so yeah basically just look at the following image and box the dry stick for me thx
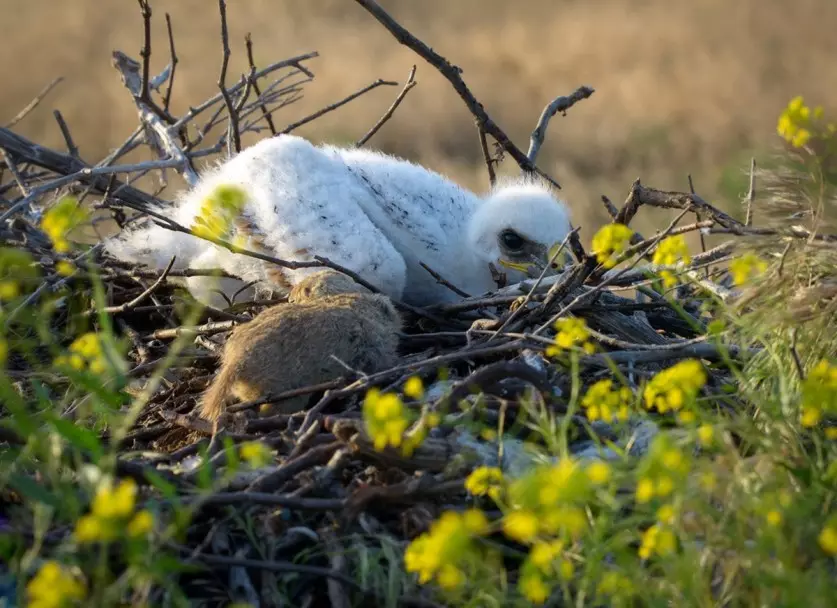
[526,86,595,163]
[112,51,199,186]
[245,33,277,136]
[171,52,318,132]
[601,195,619,219]
[163,13,178,111]
[533,208,693,336]
[216,0,241,155]
[477,125,497,186]
[227,378,344,414]
[356,65,418,147]
[0,150,30,198]
[87,256,177,317]
[4,76,64,129]
[745,157,756,227]
[353,0,560,189]
[280,78,398,134]
[419,262,471,298]
[687,174,710,279]
[53,110,80,158]
[135,0,176,124]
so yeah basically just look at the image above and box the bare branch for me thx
[353,0,561,189]
[745,157,756,227]
[112,51,199,186]
[53,110,80,158]
[163,13,179,111]
[216,0,241,155]
[245,33,277,136]
[356,65,417,147]
[526,85,595,164]
[3,76,63,129]
[281,78,397,135]
[478,125,496,187]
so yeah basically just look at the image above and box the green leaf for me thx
[7,474,60,509]
[143,469,179,501]
[50,417,103,460]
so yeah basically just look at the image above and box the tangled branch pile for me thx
[3,1,837,607]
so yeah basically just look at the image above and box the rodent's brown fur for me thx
[199,270,401,422]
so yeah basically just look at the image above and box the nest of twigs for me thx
[5,1,837,606]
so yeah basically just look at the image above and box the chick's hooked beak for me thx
[497,241,572,278]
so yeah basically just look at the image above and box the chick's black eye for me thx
[500,230,525,251]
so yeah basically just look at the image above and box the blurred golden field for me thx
[2,0,836,236]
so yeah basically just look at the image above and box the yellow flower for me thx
[190,184,248,240]
[55,261,76,277]
[519,572,551,604]
[586,461,612,485]
[800,360,837,429]
[40,196,89,254]
[27,560,86,607]
[0,248,40,300]
[818,523,837,555]
[540,505,587,538]
[656,503,676,524]
[465,466,504,501]
[239,441,274,468]
[362,389,412,452]
[636,477,654,503]
[548,317,594,355]
[728,253,768,286]
[581,379,632,423]
[597,571,635,598]
[591,223,634,269]
[462,508,490,535]
[652,236,691,286]
[127,510,154,538]
[0,280,19,300]
[403,376,425,399]
[643,359,707,415]
[436,564,465,590]
[503,510,540,544]
[73,514,106,544]
[765,509,782,527]
[92,478,137,520]
[529,540,564,573]
[697,424,714,447]
[638,524,676,559]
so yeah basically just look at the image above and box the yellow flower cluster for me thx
[580,379,633,423]
[819,517,837,555]
[239,441,275,468]
[404,375,425,399]
[596,570,635,602]
[643,359,707,423]
[591,223,634,269]
[635,435,691,504]
[777,96,824,148]
[652,235,691,288]
[54,332,109,375]
[362,388,413,452]
[74,478,154,543]
[757,489,793,528]
[0,247,39,301]
[504,457,599,542]
[191,184,248,241]
[545,317,595,357]
[728,252,768,286]
[638,523,677,560]
[40,196,89,254]
[404,508,491,589]
[27,560,86,608]
[518,539,573,604]
[465,466,505,501]
[799,359,837,431]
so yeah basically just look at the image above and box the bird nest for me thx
[4,1,834,606]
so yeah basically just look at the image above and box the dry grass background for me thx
[2,0,836,239]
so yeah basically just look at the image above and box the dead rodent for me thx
[199,270,401,422]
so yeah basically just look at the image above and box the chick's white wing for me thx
[175,136,409,300]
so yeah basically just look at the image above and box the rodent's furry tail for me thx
[199,358,239,421]
[104,220,202,271]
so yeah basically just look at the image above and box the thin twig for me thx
[245,33,277,135]
[4,76,63,128]
[352,0,560,189]
[52,110,80,158]
[526,86,595,164]
[478,125,496,187]
[216,0,241,155]
[419,262,471,298]
[745,157,756,227]
[281,78,397,135]
[163,13,179,111]
[356,65,417,147]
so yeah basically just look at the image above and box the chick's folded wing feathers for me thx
[325,145,479,268]
[186,136,408,298]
